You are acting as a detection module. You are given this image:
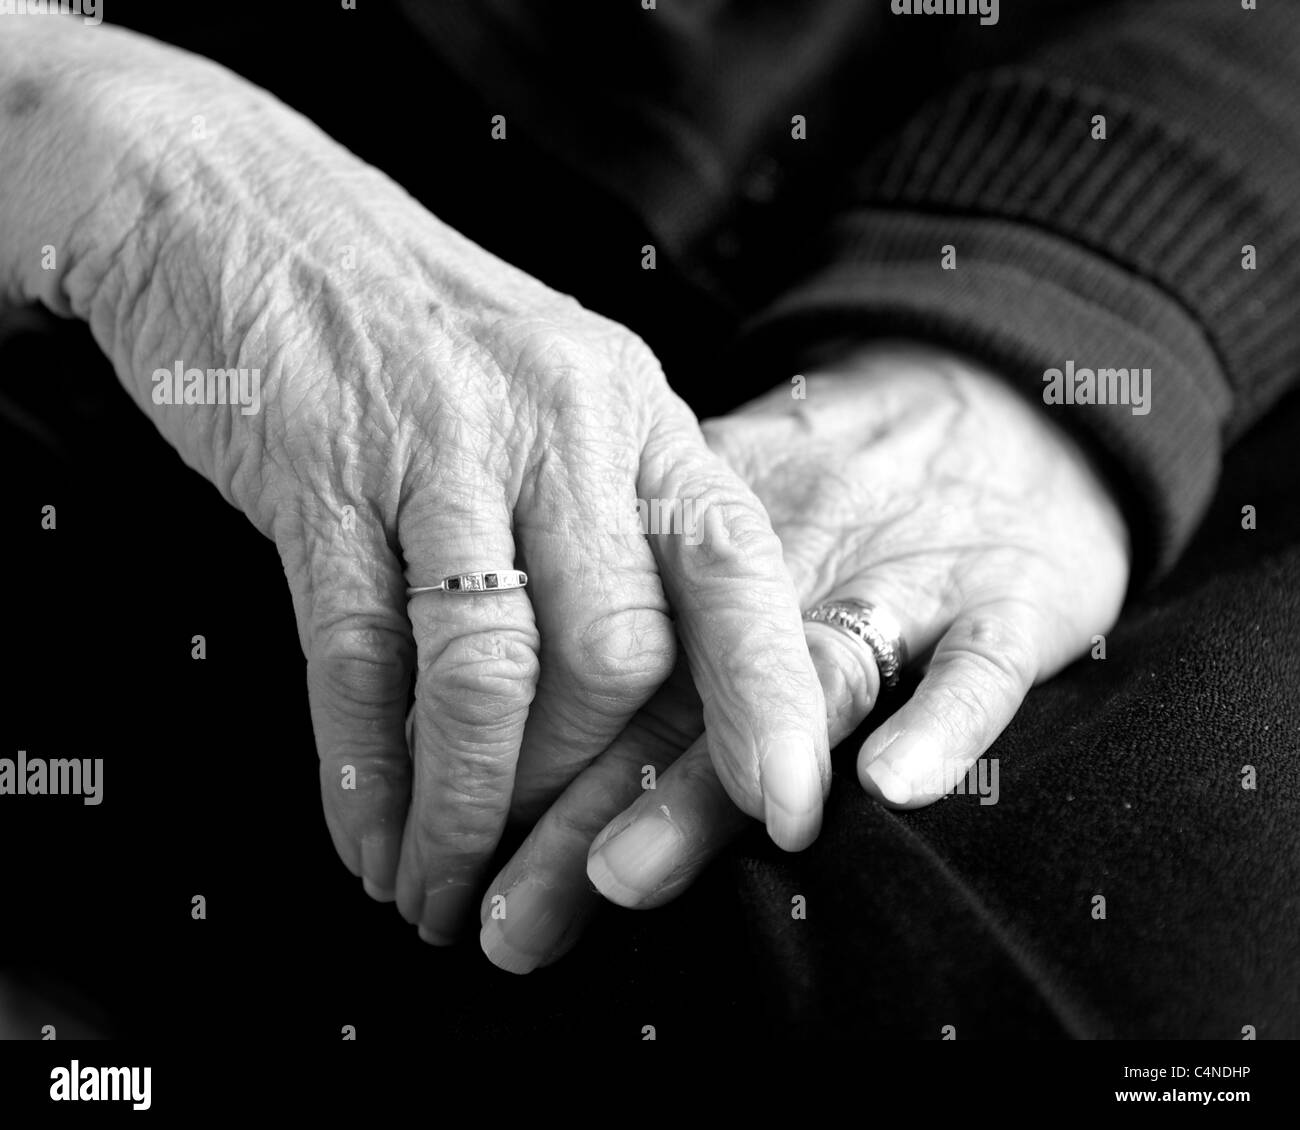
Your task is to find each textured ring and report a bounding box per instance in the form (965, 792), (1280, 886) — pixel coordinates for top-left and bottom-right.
(803, 599), (907, 688)
(407, 570), (528, 596)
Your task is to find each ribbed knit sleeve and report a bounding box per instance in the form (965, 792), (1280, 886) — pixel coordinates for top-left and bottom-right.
(739, 1), (1300, 581)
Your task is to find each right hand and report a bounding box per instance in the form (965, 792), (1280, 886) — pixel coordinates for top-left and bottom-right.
(0, 21), (829, 942)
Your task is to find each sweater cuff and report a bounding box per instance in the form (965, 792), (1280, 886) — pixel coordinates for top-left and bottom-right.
(855, 67), (1297, 441)
(738, 210), (1228, 582)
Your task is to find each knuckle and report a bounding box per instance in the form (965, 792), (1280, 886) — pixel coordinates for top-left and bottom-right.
(505, 322), (601, 387)
(438, 742), (518, 805)
(695, 495), (784, 575)
(319, 756), (409, 805)
(415, 807), (501, 858)
(809, 630), (877, 729)
(716, 642), (808, 711)
(310, 624), (411, 715)
(413, 770), (513, 857)
(915, 684), (987, 750)
(423, 629), (539, 731)
(673, 748), (742, 818)
(566, 606), (675, 706)
(546, 794), (609, 845)
(500, 324), (652, 451)
(946, 613), (1039, 692)
(673, 749), (720, 795)
(941, 679), (992, 734)
(654, 476), (784, 583)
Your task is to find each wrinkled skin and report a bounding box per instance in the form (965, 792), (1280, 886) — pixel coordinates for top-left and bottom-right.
(477, 344), (1131, 973)
(11, 24), (830, 946)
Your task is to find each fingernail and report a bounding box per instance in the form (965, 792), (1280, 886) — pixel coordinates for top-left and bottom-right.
(587, 810), (631, 857)
(479, 878), (577, 975)
(862, 757), (913, 806)
(418, 880), (475, 944)
(362, 877), (396, 903)
(760, 740), (822, 850)
(360, 835), (399, 899)
(586, 811), (682, 907)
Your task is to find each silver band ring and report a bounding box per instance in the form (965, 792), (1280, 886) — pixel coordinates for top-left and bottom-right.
(407, 570), (528, 596)
(803, 599), (907, 688)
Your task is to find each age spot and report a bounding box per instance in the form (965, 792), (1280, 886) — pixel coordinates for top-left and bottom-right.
(6, 78), (44, 119)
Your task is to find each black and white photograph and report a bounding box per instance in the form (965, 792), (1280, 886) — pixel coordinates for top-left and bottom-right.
(0, 0), (1295, 1110)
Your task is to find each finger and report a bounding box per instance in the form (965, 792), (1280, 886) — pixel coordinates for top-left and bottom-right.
(395, 472), (541, 944)
(640, 406), (830, 851)
(509, 440), (675, 823)
(275, 499), (413, 903)
(478, 663), (702, 973)
(581, 616), (889, 910)
(857, 599), (1043, 809)
(580, 559), (956, 907)
(795, 563), (947, 727)
(586, 737), (753, 909)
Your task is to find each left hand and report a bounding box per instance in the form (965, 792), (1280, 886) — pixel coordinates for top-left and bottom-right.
(477, 341), (1131, 973)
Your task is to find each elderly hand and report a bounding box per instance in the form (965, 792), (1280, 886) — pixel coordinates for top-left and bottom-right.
(476, 342), (1130, 972)
(0, 20), (829, 943)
